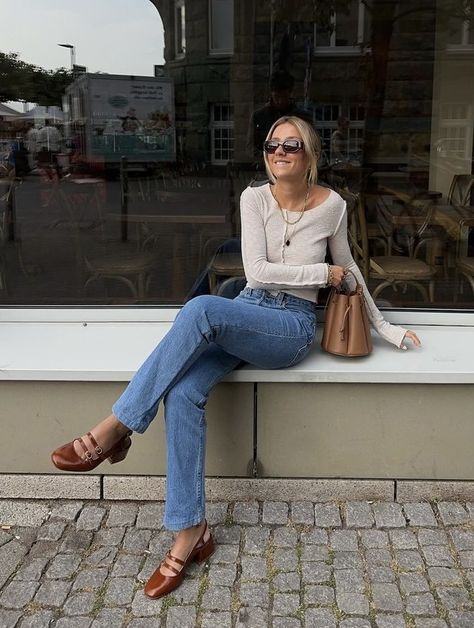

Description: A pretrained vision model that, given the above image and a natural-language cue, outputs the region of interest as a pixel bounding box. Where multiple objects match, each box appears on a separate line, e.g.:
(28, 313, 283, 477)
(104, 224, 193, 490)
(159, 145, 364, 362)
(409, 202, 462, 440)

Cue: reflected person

(51, 116, 421, 601)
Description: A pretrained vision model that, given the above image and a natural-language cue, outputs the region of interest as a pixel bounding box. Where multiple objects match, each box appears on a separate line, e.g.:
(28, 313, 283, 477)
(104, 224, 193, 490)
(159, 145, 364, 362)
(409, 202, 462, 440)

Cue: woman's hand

(328, 265, 346, 287)
(400, 330, 421, 350)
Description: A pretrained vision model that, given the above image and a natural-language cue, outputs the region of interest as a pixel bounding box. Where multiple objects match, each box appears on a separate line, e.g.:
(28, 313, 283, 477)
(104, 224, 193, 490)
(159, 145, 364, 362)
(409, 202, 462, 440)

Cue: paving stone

(330, 530, 358, 551)
(213, 525, 241, 545)
(147, 529, 173, 555)
(244, 526, 270, 554)
(105, 502, 138, 527)
(241, 554, 268, 580)
(19, 611, 55, 627)
(301, 544, 328, 562)
(90, 608, 127, 628)
(72, 567, 108, 591)
(272, 592, 300, 616)
(301, 561, 332, 584)
(334, 568, 365, 593)
(15, 528, 40, 550)
(201, 612, 233, 628)
(273, 548, 298, 572)
(450, 528, 474, 552)
(236, 606, 268, 628)
(233, 501, 259, 524)
(202, 584, 232, 610)
(111, 552, 143, 577)
(55, 619, 92, 628)
(262, 502, 288, 525)
(389, 529, 418, 549)
(333, 551, 363, 569)
(340, 620, 371, 628)
(345, 502, 374, 528)
(208, 563, 237, 586)
(135, 502, 164, 529)
(131, 589, 163, 616)
(104, 577, 135, 606)
(314, 503, 341, 528)
(272, 527, 297, 548)
(336, 591, 370, 615)
(300, 528, 328, 545)
(36, 520, 67, 541)
(122, 528, 152, 552)
(76, 506, 106, 531)
(305, 607, 336, 628)
(418, 529, 448, 546)
(414, 620, 448, 628)
(360, 529, 389, 548)
(373, 503, 406, 528)
(273, 571, 300, 592)
(403, 502, 438, 527)
(422, 545, 455, 567)
(49, 501, 83, 521)
(166, 605, 197, 627)
(465, 570, 474, 589)
(458, 551, 474, 568)
(0, 610, 23, 628)
(375, 616, 406, 628)
(428, 566, 463, 585)
(448, 611, 474, 627)
(63, 591, 96, 616)
(394, 549, 424, 571)
(0, 540, 28, 588)
(93, 527, 125, 546)
(0, 502, 49, 527)
(0, 580, 38, 609)
(60, 530, 93, 553)
(128, 620, 159, 628)
(272, 619, 302, 628)
(371, 583, 404, 612)
(173, 576, 200, 604)
(399, 573, 430, 594)
(240, 582, 270, 607)
(15, 557, 49, 581)
(206, 502, 229, 525)
(34, 579, 72, 606)
(436, 586, 471, 610)
(366, 565, 396, 583)
(45, 553, 81, 579)
(84, 546, 118, 567)
(437, 502, 469, 526)
(405, 592, 437, 615)
(305, 584, 335, 605)
(366, 549, 394, 568)
(290, 501, 314, 525)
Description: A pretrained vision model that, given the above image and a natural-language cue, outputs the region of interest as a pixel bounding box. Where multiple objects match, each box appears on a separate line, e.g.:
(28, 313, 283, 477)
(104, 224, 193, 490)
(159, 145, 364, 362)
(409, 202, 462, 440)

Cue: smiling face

(267, 122, 309, 183)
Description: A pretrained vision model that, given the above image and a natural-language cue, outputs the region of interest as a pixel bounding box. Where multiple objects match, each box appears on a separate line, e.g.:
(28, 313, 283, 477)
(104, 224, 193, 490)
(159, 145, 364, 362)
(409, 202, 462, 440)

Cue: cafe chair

(215, 276, 247, 299)
(455, 256, 474, 299)
(346, 192, 436, 302)
(448, 174, 474, 207)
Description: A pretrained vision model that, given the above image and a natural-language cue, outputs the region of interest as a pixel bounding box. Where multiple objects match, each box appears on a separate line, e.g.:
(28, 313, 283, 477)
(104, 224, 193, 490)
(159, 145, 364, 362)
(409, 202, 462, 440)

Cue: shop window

(211, 104, 234, 164)
(209, 0, 234, 55)
(314, 0, 369, 54)
(175, 0, 186, 58)
(446, 2, 474, 49)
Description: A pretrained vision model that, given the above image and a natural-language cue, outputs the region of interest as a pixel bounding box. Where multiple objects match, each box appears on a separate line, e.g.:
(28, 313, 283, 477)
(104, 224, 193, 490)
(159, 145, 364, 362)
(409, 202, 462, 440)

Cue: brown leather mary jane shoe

(51, 430, 132, 472)
(144, 521, 215, 599)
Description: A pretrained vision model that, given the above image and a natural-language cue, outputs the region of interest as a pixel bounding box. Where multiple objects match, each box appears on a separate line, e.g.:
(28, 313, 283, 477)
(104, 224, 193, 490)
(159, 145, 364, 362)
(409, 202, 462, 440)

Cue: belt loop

(276, 292, 285, 306)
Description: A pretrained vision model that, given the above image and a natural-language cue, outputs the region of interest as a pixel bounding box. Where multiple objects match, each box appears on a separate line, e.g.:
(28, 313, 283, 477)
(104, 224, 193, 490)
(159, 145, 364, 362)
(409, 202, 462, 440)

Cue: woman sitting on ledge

(51, 116, 420, 599)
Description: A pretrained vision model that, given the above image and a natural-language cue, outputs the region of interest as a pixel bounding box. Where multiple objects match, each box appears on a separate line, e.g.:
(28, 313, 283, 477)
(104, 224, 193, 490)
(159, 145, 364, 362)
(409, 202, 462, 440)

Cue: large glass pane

(1, 0, 473, 309)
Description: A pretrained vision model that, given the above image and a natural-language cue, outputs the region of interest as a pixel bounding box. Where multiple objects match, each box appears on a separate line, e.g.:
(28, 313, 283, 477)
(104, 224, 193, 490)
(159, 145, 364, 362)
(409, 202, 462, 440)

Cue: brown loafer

(144, 520, 215, 599)
(51, 430, 132, 472)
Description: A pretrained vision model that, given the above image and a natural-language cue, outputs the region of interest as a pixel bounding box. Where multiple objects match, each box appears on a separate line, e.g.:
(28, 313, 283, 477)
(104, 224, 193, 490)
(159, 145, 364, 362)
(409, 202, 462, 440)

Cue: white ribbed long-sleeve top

(240, 183, 406, 348)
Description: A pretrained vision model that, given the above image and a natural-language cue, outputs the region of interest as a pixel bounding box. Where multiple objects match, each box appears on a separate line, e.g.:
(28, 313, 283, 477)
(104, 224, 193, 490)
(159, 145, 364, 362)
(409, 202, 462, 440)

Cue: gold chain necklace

(272, 185, 310, 246)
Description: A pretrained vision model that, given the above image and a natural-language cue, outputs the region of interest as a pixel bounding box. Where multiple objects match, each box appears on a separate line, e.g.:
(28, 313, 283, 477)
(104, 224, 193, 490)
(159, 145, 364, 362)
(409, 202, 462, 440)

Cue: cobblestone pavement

(2, 500, 474, 627)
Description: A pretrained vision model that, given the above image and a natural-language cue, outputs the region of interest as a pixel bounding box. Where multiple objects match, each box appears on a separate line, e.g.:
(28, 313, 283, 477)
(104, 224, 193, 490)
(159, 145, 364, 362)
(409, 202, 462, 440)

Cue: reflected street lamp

(57, 43, 76, 70)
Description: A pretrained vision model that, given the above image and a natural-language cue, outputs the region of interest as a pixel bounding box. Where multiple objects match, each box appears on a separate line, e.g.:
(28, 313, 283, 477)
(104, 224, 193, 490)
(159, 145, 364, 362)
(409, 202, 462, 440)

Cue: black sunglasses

(263, 139, 304, 154)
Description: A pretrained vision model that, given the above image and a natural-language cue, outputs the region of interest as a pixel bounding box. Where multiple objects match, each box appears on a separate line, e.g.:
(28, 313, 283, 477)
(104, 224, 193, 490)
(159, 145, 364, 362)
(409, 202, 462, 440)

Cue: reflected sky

(1, 0, 164, 75)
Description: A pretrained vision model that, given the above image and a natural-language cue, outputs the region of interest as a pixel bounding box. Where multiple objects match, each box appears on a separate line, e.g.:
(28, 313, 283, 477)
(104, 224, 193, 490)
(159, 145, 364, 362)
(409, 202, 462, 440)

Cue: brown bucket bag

(321, 269, 373, 357)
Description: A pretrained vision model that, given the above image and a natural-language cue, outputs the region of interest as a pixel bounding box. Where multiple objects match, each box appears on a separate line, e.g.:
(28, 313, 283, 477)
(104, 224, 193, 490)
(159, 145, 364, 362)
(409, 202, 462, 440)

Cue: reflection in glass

(0, 0, 473, 309)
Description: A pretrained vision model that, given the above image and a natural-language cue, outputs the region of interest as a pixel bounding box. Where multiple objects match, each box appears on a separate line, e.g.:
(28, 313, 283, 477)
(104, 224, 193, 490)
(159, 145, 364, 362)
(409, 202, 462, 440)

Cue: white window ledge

(0, 309, 473, 384)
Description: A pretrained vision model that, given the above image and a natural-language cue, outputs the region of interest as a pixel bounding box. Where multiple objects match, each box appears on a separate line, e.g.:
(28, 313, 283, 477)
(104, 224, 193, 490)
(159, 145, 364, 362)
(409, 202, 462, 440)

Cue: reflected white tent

(0, 103, 22, 119)
(21, 105, 64, 123)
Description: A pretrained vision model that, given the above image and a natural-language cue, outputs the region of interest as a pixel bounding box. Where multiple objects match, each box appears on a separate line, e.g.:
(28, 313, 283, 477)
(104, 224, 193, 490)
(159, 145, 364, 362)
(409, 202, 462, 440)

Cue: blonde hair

(263, 116, 321, 185)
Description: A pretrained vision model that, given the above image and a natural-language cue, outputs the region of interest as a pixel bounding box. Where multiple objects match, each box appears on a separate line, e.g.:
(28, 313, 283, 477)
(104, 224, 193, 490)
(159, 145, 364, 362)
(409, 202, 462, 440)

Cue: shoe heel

(194, 536, 215, 564)
(108, 439, 131, 464)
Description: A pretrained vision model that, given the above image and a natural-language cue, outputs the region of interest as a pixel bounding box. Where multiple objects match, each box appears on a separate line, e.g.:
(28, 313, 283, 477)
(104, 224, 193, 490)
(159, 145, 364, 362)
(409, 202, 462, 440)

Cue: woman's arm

(240, 188, 329, 290)
(328, 205, 408, 349)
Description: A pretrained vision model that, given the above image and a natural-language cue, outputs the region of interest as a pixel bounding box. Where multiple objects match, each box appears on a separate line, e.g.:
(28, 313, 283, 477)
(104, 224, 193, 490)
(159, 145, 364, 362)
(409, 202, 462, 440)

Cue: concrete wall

(1, 381, 473, 480)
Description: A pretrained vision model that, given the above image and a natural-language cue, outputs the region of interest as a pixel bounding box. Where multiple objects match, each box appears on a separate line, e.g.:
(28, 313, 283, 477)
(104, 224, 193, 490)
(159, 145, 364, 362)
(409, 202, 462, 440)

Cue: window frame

(314, 0, 368, 56)
(208, 0, 234, 56)
(210, 103, 234, 165)
(174, 0, 186, 59)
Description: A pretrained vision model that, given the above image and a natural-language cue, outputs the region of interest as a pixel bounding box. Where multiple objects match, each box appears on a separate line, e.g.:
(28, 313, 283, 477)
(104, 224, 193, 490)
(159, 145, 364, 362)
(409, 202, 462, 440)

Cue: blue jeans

(112, 288, 316, 530)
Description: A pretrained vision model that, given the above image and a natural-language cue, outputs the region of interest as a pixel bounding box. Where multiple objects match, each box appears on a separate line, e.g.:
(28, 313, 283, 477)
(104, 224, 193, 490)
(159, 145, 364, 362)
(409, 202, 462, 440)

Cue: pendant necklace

(272, 184, 310, 246)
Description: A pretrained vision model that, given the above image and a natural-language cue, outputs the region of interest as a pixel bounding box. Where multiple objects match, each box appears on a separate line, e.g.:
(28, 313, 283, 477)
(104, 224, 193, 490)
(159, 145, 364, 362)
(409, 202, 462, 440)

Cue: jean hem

(163, 512, 205, 532)
(111, 406, 150, 435)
